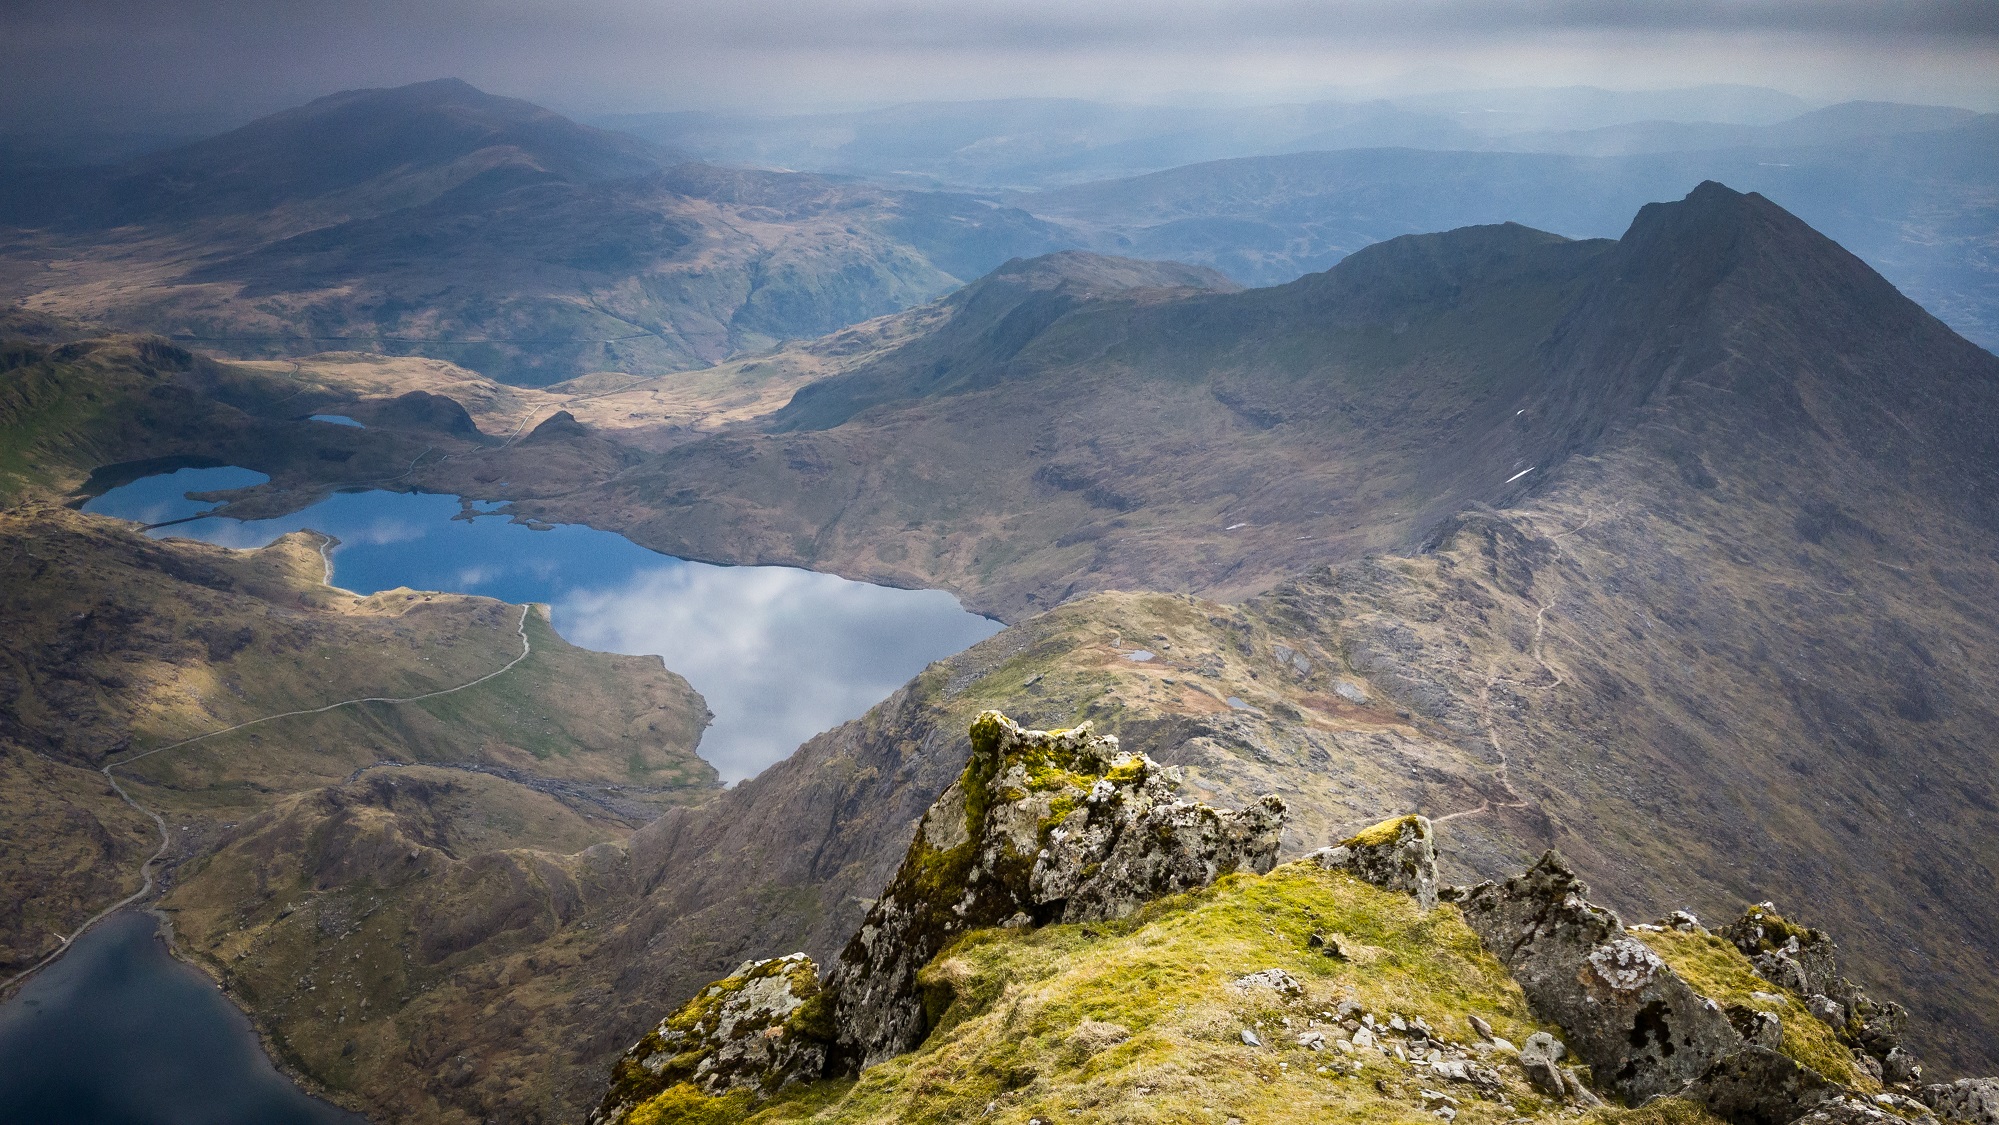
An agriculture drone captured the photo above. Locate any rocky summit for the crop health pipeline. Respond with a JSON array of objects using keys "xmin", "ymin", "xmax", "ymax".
[{"xmin": 590, "ymin": 713, "xmax": 1999, "ymax": 1125}]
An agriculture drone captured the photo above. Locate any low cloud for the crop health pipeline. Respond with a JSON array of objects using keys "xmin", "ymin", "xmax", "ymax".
[{"xmin": 4, "ymin": 0, "xmax": 1997, "ymax": 128}]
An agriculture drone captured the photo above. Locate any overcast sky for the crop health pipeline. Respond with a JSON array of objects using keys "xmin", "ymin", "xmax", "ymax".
[{"xmin": 3, "ymin": 0, "xmax": 1997, "ymax": 130}]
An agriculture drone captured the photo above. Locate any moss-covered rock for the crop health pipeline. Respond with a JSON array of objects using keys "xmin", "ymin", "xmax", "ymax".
[
  {"xmin": 1309, "ymin": 813, "xmax": 1439, "ymax": 910},
  {"xmin": 590, "ymin": 953, "xmax": 829, "ymax": 1125},
  {"xmin": 827, "ymin": 710, "xmax": 1286, "ymax": 1069}
]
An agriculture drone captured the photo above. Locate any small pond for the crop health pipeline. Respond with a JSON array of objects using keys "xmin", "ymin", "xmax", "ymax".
[
  {"xmin": 0, "ymin": 912, "xmax": 366, "ymax": 1125},
  {"xmin": 83, "ymin": 470, "xmax": 1001, "ymax": 783}
]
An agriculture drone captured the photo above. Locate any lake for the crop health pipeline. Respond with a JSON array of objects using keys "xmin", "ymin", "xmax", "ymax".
[
  {"xmin": 83, "ymin": 468, "xmax": 1002, "ymax": 782},
  {"xmin": 0, "ymin": 912, "xmax": 366, "ymax": 1125}
]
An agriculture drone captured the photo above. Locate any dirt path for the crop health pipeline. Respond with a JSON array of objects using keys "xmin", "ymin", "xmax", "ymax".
[{"xmin": 1, "ymin": 603, "xmax": 535, "ymax": 994}]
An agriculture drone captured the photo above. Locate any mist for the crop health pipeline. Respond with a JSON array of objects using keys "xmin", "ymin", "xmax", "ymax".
[{"xmin": 3, "ymin": 0, "xmax": 1997, "ymax": 135}]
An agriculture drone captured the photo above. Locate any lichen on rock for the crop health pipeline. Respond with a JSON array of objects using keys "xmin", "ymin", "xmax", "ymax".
[
  {"xmin": 589, "ymin": 953, "xmax": 829, "ymax": 1125},
  {"xmin": 1458, "ymin": 852, "xmax": 1744, "ymax": 1105},
  {"xmin": 827, "ymin": 709, "xmax": 1286, "ymax": 1068},
  {"xmin": 1308, "ymin": 813, "xmax": 1438, "ymax": 910}
]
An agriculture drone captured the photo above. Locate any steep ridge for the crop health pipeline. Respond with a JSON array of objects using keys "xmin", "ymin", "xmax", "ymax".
[
  {"xmin": 13, "ymin": 186, "xmax": 1999, "ymax": 1122},
  {"xmin": 1015, "ymin": 126, "xmax": 1999, "ymax": 351},
  {"xmin": 571, "ymin": 227, "xmax": 1623, "ymax": 618},
  {"xmin": 0, "ymin": 81, "xmax": 1067, "ymax": 384},
  {"xmin": 588, "ymin": 716, "xmax": 1983, "ymax": 1124}
]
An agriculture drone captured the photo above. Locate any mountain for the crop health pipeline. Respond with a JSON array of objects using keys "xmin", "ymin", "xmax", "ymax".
[
  {"xmin": 1015, "ymin": 119, "xmax": 1999, "ymax": 350},
  {"xmin": 31, "ymin": 78, "xmax": 674, "ymax": 230},
  {"xmin": 0, "ymin": 81, "xmax": 1068, "ymax": 384},
  {"xmin": 599, "ymin": 96, "xmax": 1488, "ymax": 190},
  {"xmin": 8, "ymin": 184, "xmax": 1999, "ymax": 1121}
]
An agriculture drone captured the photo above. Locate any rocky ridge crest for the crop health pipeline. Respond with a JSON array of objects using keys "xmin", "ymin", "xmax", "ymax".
[{"xmin": 589, "ymin": 710, "xmax": 1288, "ymax": 1123}]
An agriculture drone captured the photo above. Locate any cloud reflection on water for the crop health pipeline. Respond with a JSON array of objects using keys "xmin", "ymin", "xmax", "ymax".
[
  {"xmin": 84, "ymin": 482, "xmax": 1000, "ymax": 782},
  {"xmin": 557, "ymin": 566, "xmax": 997, "ymax": 781}
]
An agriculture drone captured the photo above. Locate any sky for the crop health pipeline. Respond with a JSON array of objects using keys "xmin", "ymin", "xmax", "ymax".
[{"xmin": 3, "ymin": 0, "xmax": 1997, "ymax": 132}]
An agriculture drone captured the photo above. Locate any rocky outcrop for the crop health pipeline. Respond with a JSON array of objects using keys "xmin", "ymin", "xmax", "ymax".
[
  {"xmin": 589, "ymin": 953, "xmax": 829, "ymax": 1124},
  {"xmin": 1307, "ymin": 813, "xmax": 1438, "ymax": 910},
  {"xmin": 1453, "ymin": 854, "xmax": 1988, "ymax": 1125},
  {"xmin": 591, "ymin": 711, "xmax": 1287, "ymax": 1122},
  {"xmin": 1458, "ymin": 853, "xmax": 1747, "ymax": 1104},
  {"xmin": 1723, "ymin": 903, "xmax": 1917, "ymax": 1082},
  {"xmin": 827, "ymin": 710, "xmax": 1286, "ymax": 1068}
]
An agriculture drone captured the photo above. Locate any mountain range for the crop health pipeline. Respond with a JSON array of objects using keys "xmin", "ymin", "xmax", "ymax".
[
  {"xmin": 2, "ymin": 78, "xmax": 1994, "ymax": 388},
  {"xmin": 3, "ymin": 73, "xmax": 1999, "ymax": 1125},
  {"xmin": 4, "ymin": 174, "xmax": 1996, "ymax": 1124}
]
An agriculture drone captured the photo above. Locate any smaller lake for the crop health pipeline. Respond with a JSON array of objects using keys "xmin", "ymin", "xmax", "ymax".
[
  {"xmin": 84, "ymin": 473, "xmax": 1002, "ymax": 782},
  {"xmin": 0, "ymin": 912, "xmax": 365, "ymax": 1125}
]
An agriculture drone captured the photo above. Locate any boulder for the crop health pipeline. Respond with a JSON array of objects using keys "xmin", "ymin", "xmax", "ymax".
[
  {"xmin": 1681, "ymin": 1046, "xmax": 1841, "ymax": 1125},
  {"xmin": 1307, "ymin": 814, "xmax": 1438, "ymax": 910},
  {"xmin": 1923, "ymin": 1078, "xmax": 1999, "ymax": 1124},
  {"xmin": 826, "ymin": 710, "xmax": 1285, "ymax": 1070},
  {"xmin": 1457, "ymin": 852, "xmax": 1742, "ymax": 1103},
  {"xmin": 589, "ymin": 953, "xmax": 829, "ymax": 1125}
]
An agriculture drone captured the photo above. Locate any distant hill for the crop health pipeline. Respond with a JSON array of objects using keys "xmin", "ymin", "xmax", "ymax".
[
  {"xmin": 1015, "ymin": 119, "xmax": 1999, "ymax": 350},
  {"xmin": 0, "ymin": 81, "xmax": 1068, "ymax": 384},
  {"xmin": 595, "ymin": 84, "xmax": 1823, "ymax": 191}
]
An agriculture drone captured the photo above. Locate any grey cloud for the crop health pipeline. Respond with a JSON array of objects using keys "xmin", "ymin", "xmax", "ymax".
[{"xmin": 2, "ymin": 0, "xmax": 1996, "ymax": 128}]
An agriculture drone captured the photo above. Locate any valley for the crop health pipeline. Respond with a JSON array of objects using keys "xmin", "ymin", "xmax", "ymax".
[{"xmin": 2, "ymin": 77, "xmax": 1997, "ymax": 1125}]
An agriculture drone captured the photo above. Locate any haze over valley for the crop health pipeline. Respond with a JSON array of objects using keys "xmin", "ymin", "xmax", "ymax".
[{"xmin": 3, "ymin": 6, "xmax": 1998, "ymax": 1125}]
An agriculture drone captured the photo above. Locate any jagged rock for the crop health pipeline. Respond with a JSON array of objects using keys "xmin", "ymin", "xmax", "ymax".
[
  {"xmin": 1458, "ymin": 852, "xmax": 1742, "ymax": 1103},
  {"xmin": 1923, "ymin": 1078, "xmax": 1999, "ymax": 1124},
  {"xmin": 589, "ymin": 954, "xmax": 828, "ymax": 1125},
  {"xmin": 1723, "ymin": 902, "xmax": 1911, "ymax": 1065},
  {"xmin": 1726, "ymin": 1005, "xmax": 1785, "ymax": 1050},
  {"xmin": 1232, "ymin": 968, "xmax": 1304, "ymax": 997},
  {"xmin": 1883, "ymin": 1047, "xmax": 1923, "ymax": 1086},
  {"xmin": 1307, "ymin": 814, "xmax": 1437, "ymax": 910},
  {"xmin": 1518, "ymin": 1032, "xmax": 1570, "ymax": 1096},
  {"xmin": 826, "ymin": 711, "xmax": 1285, "ymax": 1069}
]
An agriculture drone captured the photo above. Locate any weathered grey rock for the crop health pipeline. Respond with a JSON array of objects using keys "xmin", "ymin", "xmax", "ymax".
[
  {"xmin": 827, "ymin": 711, "xmax": 1285, "ymax": 1070},
  {"xmin": 1457, "ymin": 852, "xmax": 1742, "ymax": 1103},
  {"xmin": 1308, "ymin": 813, "xmax": 1437, "ymax": 910},
  {"xmin": 1723, "ymin": 902, "xmax": 1911, "ymax": 1066},
  {"xmin": 1923, "ymin": 1078, "xmax": 1999, "ymax": 1124},
  {"xmin": 589, "ymin": 954, "xmax": 828, "ymax": 1125},
  {"xmin": 1517, "ymin": 1032, "xmax": 1570, "ymax": 1096},
  {"xmin": 1883, "ymin": 1047, "xmax": 1923, "ymax": 1086},
  {"xmin": 1682, "ymin": 1046, "xmax": 1842, "ymax": 1125}
]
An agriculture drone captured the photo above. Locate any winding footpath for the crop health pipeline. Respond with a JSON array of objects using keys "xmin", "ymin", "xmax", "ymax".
[
  {"xmin": 1, "ymin": 602, "xmax": 535, "ymax": 994},
  {"xmin": 1434, "ymin": 505, "xmax": 1606, "ymax": 827}
]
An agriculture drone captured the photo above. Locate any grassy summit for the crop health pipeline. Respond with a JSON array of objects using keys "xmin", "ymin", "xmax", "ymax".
[{"xmin": 618, "ymin": 860, "xmax": 1722, "ymax": 1125}]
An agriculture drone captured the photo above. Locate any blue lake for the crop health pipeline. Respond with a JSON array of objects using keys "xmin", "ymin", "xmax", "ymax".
[
  {"xmin": 0, "ymin": 912, "xmax": 366, "ymax": 1125},
  {"xmin": 84, "ymin": 471, "xmax": 1002, "ymax": 782}
]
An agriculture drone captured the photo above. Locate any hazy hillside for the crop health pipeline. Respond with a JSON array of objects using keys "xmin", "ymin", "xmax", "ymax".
[
  {"xmin": 1017, "ymin": 120, "xmax": 1999, "ymax": 350},
  {"xmin": 0, "ymin": 81, "xmax": 1067, "ymax": 384},
  {"xmin": 596, "ymin": 84, "xmax": 1824, "ymax": 190}
]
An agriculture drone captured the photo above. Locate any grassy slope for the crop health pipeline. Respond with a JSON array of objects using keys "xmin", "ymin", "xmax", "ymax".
[
  {"xmin": 631, "ymin": 863, "xmax": 1723, "ymax": 1125},
  {"xmin": 0, "ymin": 504, "xmax": 715, "ymax": 983}
]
